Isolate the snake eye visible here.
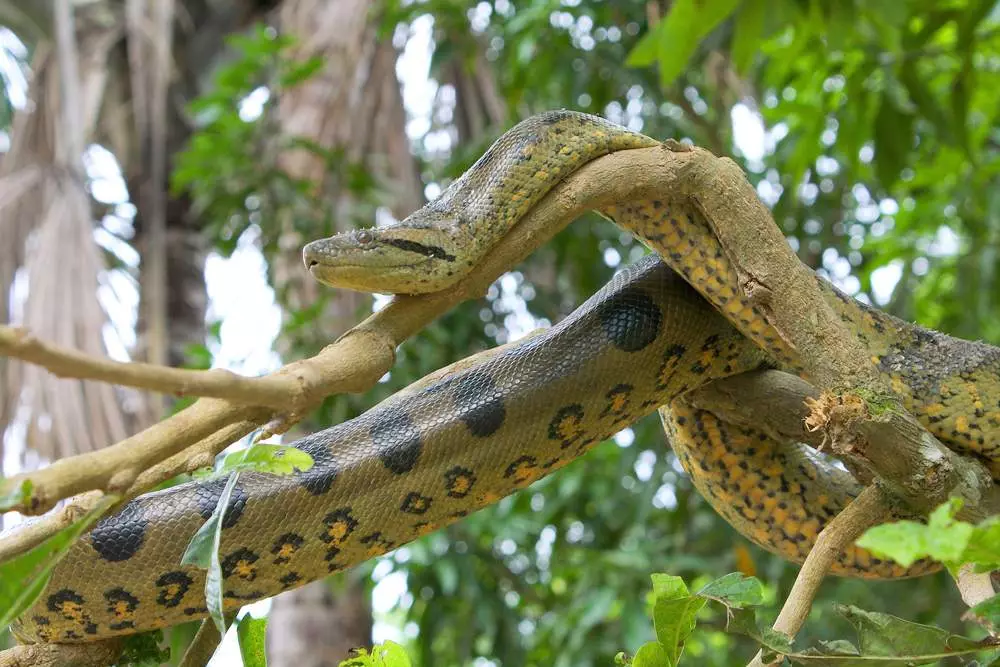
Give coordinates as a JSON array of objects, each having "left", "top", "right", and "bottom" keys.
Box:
[{"left": 356, "top": 230, "right": 374, "bottom": 245}]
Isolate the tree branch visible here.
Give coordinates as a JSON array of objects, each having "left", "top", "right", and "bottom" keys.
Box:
[{"left": 747, "top": 485, "right": 894, "bottom": 667}]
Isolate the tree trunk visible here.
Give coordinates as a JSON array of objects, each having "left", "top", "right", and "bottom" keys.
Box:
[{"left": 265, "top": 0, "right": 422, "bottom": 663}]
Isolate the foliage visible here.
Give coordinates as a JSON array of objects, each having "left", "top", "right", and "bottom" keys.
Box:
[{"left": 858, "top": 498, "right": 1000, "bottom": 572}]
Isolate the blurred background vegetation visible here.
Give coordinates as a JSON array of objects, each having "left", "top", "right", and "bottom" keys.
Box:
[{"left": 0, "top": 0, "right": 998, "bottom": 665}]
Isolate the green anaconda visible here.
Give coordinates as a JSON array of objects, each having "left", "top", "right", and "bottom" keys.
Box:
[{"left": 9, "top": 111, "right": 1000, "bottom": 644}]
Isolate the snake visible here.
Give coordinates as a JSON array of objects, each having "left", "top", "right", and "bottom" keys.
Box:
[{"left": 10, "top": 111, "right": 1000, "bottom": 645}]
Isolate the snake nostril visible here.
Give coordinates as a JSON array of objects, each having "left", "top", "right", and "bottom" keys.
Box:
[{"left": 308, "top": 259, "right": 319, "bottom": 268}]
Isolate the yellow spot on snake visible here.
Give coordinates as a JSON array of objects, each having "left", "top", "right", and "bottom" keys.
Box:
[{"left": 955, "top": 415, "right": 970, "bottom": 434}]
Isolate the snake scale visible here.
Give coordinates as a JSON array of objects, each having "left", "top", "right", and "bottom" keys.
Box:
[{"left": 10, "top": 111, "right": 1000, "bottom": 645}]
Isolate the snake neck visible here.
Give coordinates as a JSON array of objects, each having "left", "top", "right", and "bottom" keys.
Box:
[{"left": 303, "top": 110, "right": 659, "bottom": 294}]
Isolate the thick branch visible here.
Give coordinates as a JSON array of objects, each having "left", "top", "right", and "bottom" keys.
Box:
[
  {"left": 0, "top": 638, "right": 122, "bottom": 667},
  {"left": 690, "top": 371, "right": 1000, "bottom": 520}
]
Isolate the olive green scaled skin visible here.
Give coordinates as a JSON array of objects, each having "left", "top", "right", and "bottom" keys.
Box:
[{"left": 11, "top": 111, "right": 1000, "bottom": 644}]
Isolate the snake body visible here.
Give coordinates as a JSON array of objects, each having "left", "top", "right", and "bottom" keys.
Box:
[{"left": 11, "top": 111, "right": 1000, "bottom": 644}]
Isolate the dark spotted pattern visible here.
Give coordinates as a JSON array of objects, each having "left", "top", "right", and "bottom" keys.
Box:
[
  {"left": 597, "top": 287, "right": 662, "bottom": 352},
  {"left": 103, "top": 588, "right": 139, "bottom": 631},
  {"left": 370, "top": 411, "right": 423, "bottom": 474},
  {"left": 90, "top": 500, "right": 148, "bottom": 562},
  {"left": 444, "top": 466, "right": 477, "bottom": 498},
  {"left": 280, "top": 572, "right": 302, "bottom": 589},
  {"left": 46, "top": 590, "right": 97, "bottom": 636},
  {"left": 221, "top": 547, "right": 260, "bottom": 581},
  {"left": 548, "top": 404, "right": 586, "bottom": 449},
  {"left": 400, "top": 491, "right": 433, "bottom": 514},
  {"left": 320, "top": 508, "right": 358, "bottom": 547},
  {"left": 449, "top": 371, "right": 507, "bottom": 437},
  {"left": 195, "top": 477, "right": 249, "bottom": 529},
  {"left": 155, "top": 571, "right": 193, "bottom": 608},
  {"left": 600, "top": 383, "right": 634, "bottom": 419},
  {"left": 295, "top": 435, "right": 340, "bottom": 495},
  {"left": 270, "top": 533, "right": 305, "bottom": 565},
  {"left": 504, "top": 456, "right": 539, "bottom": 484}
]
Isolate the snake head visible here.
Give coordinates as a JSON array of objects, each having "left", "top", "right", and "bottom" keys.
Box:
[{"left": 303, "top": 223, "right": 470, "bottom": 295}]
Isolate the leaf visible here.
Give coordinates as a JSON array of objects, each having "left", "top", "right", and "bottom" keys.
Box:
[
  {"left": 0, "top": 478, "right": 33, "bottom": 511},
  {"left": 730, "top": 0, "right": 767, "bottom": 74},
  {"left": 237, "top": 614, "right": 268, "bottom": 667},
  {"left": 217, "top": 444, "right": 314, "bottom": 476},
  {"left": 873, "top": 90, "right": 914, "bottom": 187},
  {"left": 652, "top": 595, "right": 705, "bottom": 664},
  {"left": 339, "top": 641, "right": 412, "bottom": 666},
  {"left": 963, "top": 516, "right": 1000, "bottom": 569},
  {"left": 697, "top": 572, "right": 764, "bottom": 608},
  {"left": 182, "top": 473, "right": 240, "bottom": 635},
  {"left": 835, "top": 604, "right": 989, "bottom": 658},
  {"left": 970, "top": 594, "right": 1000, "bottom": 631},
  {"left": 856, "top": 520, "right": 928, "bottom": 567},
  {"left": 650, "top": 573, "right": 689, "bottom": 600},
  {"left": 632, "top": 641, "right": 672, "bottom": 667},
  {"left": 626, "top": 0, "right": 741, "bottom": 88},
  {"left": 858, "top": 498, "right": 978, "bottom": 569},
  {"left": 0, "top": 495, "right": 118, "bottom": 627}
]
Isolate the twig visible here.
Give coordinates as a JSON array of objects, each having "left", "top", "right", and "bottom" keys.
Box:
[
  {"left": 747, "top": 485, "right": 893, "bottom": 667},
  {"left": 0, "top": 326, "right": 326, "bottom": 409},
  {"left": 177, "top": 618, "right": 226, "bottom": 667},
  {"left": 0, "top": 638, "right": 122, "bottom": 667}
]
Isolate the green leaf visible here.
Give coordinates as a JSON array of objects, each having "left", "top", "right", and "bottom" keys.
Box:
[
  {"left": 0, "top": 478, "right": 33, "bottom": 511},
  {"left": 970, "top": 594, "right": 1000, "bottom": 631},
  {"left": 697, "top": 572, "right": 764, "bottom": 608},
  {"left": 339, "top": 641, "right": 412, "bottom": 666},
  {"left": 963, "top": 516, "right": 1000, "bottom": 569},
  {"left": 626, "top": 0, "right": 741, "bottom": 88},
  {"left": 730, "top": 0, "right": 766, "bottom": 74},
  {"left": 182, "top": 473, "right": 240, "bottom": 635},
  {"left": 0, "top": 495, "right": 118, "bottom": 627},
  {"left": 217, "top": 444, "right": 314, "bottom": 476},
  {"left": 835, "top": 604, "right": 987, "bottom": 657},
  {"left": 237, "top": 614, "right": 268, "bottom": 667},
  {"left": 632, "top": 641, "right": 672, "bottom": 667},
  {"left": 726, "top": 607, "right": 793, "bottom": 655},
  {"left": 120, "top": 630, "right": 171, "bottom": 666},
  {"left": 652, "top": 596, "right": 705, "bottom": 665},
  {"left": 650, "top": 573, "right": 689, "bottom": 600},
  {"left": 856, "top": 520, "right": 928, "bottom": 567}
]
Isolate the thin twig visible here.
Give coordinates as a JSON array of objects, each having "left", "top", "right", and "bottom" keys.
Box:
[
  {"left": 177, "top": 618, "right": 227, "bottom": 667},
  {"left": 747, "top": 486, "right": 893, "bottom": 667}
]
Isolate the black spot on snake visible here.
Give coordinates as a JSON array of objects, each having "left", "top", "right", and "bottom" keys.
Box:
[
  {"left": 320, "top": 508, "right": 358, "bottom": 546},
  {"left": 548, "top": 404, "right": 585, "bottom": 449},
  {"left": 195, "top": 477, "right": 249, "bottom": 528},
  {"left": 400, "top": 491, "right": 433, "bottom": 514},
  {"left": 371, "top": 411, "right": 423, "bottom": 474},
  {"left": 505, "top": 455, "right": 538, "bottom": 482},
  {"left": 280, "top": 572, "right": 302, "bottom": 589},
  {"left": 89, "top": 499, "right": 148, "bottom": 562},
  {"left": 449, "top": 371, "right": 506, "bottom": 437},
  {"left": 155, "top": 571, "right": 193, "bottom": 608},
  {"left": 444, "top": 466, "right": 476, "bottom": 498},
  {"left": 597, "top": 286, "right": 662, "bottom": 352},
  {"left": 294, "top": 434, "right": 340, "bottom": 495},
  {"left": 221, "top": 547, "right": 260, "bottom": 581},
  {"left": 47, "top": 589, "right": 84, "bottom": 616},
  {"left": 270, "top": 533, "right": 305, "bottom": 565},
  {"left": 382, "top": 238, "right": 456, "bottom": 262}
]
